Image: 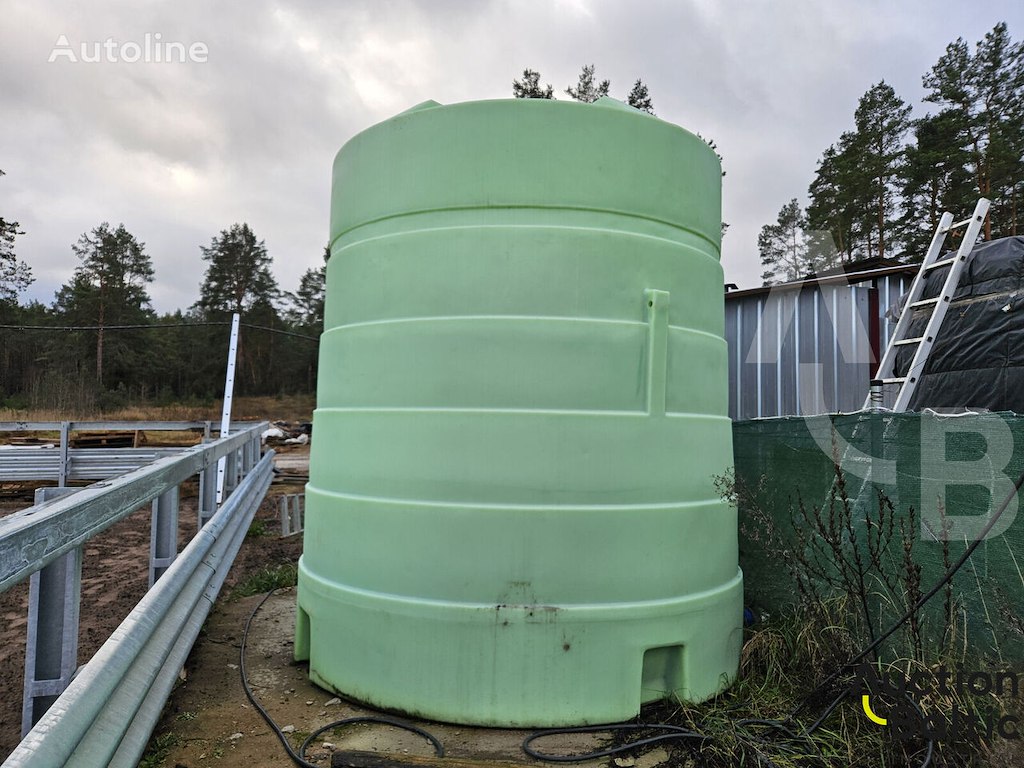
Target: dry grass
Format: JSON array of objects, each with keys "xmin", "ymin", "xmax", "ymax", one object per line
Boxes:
[
  {"xmin": 0, "ymin": 395, "xmax": 315, "ymax": 424},
  {"xmin": 640, "ymin": 600, "xmax": 997, "ymax": 768}
]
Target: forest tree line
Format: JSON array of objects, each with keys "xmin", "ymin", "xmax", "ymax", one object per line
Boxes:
[
  {"xmin": 760, "ymin": 22, "xmax": 1024, "ymax": 284},
  {"xmin": 0, "ymin": 215, "xmax": 326, "ymax": 411},
  {"xmin": 3, "ymin": 30, "xmax": 1020, "ymax": 407}
]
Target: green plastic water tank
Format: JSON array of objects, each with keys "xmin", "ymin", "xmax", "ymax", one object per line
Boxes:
[{"xmin": 295, "ymin": 97, "xmax": 742, "ymax": 727}]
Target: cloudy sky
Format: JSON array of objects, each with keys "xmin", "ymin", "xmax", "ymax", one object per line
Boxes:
[{"xmin": 1, "ymin": 0, "xmax": 1022, "ymax": 313}]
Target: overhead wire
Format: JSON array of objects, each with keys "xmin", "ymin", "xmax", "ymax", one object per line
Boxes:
[{"xmin": 0, "ymin": 321, "xmax": 320, "ymax": 341}]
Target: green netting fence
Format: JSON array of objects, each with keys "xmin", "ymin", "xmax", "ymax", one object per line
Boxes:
[{"xmin": 733, "ymin": 411, "xmax": 1024, "ymax": 661}]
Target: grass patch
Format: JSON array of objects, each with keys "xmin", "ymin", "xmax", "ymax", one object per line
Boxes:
[
  {"xmin": 636, "ymin": 602, "xmax": 995, "ymax": 767},
  {"xmin": 232, "ymin": 562, "xmax": 297, "ymax": 598},
  {"xmin": 703, "ymin": 453, "xmax": 1002, "ymax": 766},
  {"xmin": 138, "ymin": 731, "xmax": 180, "ymax": 768}
]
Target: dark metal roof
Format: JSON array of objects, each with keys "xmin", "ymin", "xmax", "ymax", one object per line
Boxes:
[{"xmin": 724, "ymin": 263, "xmax": 919, "ymax": 300}]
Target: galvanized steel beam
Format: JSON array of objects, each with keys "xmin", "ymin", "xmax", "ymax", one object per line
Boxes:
[
  {"xmin": 21, "ymin": 487, "xmax": 82, "ymax": 738},
  {"xmin": 279, "ymin": 493, "xmax": 304, "ymax": 537},
  {"xmin": 149, "ymin": 487, "xmax": 179, "ymax": 588},
  {"xmin": 4, "ymin": 451, "xmax": 274, "ymax": 768},
  {"xmin": 0, "ymin": 420, "xmax": 223, "ymax": 433},
  {"xmin": 0, "ymin": 423, "xmax": 268, "ymax": 594}
]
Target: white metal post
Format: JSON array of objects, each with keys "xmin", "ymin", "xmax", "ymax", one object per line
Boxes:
[
  {"xmin": 215, "ymin": 313, "xmax": 240, "ymax": 504},
  {"xmin": 57, "ymin": 422, "xmax": 69, "ymax": 488}
]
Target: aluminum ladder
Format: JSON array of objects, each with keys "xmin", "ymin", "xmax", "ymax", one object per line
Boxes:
[{"xmin": 867, "ymin": 198, "xmax": 990, "ymax": 412}]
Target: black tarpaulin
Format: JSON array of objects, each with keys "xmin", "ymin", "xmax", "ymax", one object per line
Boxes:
[{"xmin": 894, "ymin": 236, "xmax": 1024, "ymax": 411}]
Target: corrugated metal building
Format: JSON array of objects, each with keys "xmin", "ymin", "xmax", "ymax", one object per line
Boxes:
[{"xmin": 724, "ymin": 263, "xmax": 918, "ymax": 420}]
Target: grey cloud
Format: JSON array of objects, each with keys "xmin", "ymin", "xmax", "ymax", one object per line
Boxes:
[{"xmin": 1, "ymin": 0, "xmax": 1023, "ymax": 312}]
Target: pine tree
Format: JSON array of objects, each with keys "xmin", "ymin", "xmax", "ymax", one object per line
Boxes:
[
  {"xmin": 566, "ymin": 64, "xmax": 610, "ymax": 103},
  {"xmin": 0, "ymin": 170, "xmax": 32, "ymax": 305},
  {"xmin": 54, "ymin": 222, "xmax": 154, "ymax": 385},
  {"xmin": 806, "ymin": 142, "xmax": 860, "ymax": 262},
  {"xmin": 196, "ymin": 223, "xmax": 278, "ymax": 316},
  {"xmin": 287, "ymin": 246, "xmax": 328, "ymax": 332},
  {"xmin": 195, "ymin": 223, "xmax": 281, "ymax": 393},
  {"xmin": 759, "ymin": 199, "xmax": 810, "ymax": 285},
  {"xmin": 923, "ymin": 22, "xmax": 1024, "ymax": 238},
  {"xmin": 512, "ymin": 69, "xmax": 554, "ymax": 99},
  {"xmin": 852, "ymin": 81, "xmax": 911, "ymax": 260},
  {"xmin": 0, "ymin": 300, "xmax": 50, "ymax": 404},
  {"xmin": 898, "ymin": 110, "xmax": 974, "ymax": 257},
  {"xmin": 626, "ymin": 79, "xmax": 654, "ymax": 114},
  {"xmin": 280, "ymin": 245, "xmax": 329, "ymax": 392},
  {"xmin": 806, "ymin": 83, "xmax": 910, "ymax": 262}
]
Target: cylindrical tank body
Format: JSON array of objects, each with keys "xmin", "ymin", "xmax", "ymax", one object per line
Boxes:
[{"xmin": 296, "ymin": 97, "xmax": 742, "ymax": 727}]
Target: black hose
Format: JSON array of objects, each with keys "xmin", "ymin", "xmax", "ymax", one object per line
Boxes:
[
  {"xmin": 239, "ymin": 589, "xmax": 444, "ymax": 768},
  {"xmin": 522, "ymin": 723, "xmax": 707, "ymax": 763},
  {"xmin": 299, "ymin": 716, "xmax": 444, "ymax": 761}
]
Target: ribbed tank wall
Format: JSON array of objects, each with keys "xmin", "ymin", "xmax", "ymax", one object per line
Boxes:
[{"xmin": 295, "ymin": 97, "xmax": 743, "ymax": 727}]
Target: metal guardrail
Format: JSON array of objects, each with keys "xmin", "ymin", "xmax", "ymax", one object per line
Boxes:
[
  {"xmin": 0, "ymin": 421, "xmax": 215, "ymax": 433},
  {"xmin": 0, "ymin": 447, "xmax": 184, "ymax": 482},
  {"xmin": 0, "ymin": 425, "xmax": 266, "ymax": 591},
  {"xmin": 0, "ymin": 421, "xmax": 267, "ymax": 485},
  {"xmin": 0, "ymin": 422, "xmax": 271, "ymax": 767}
]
